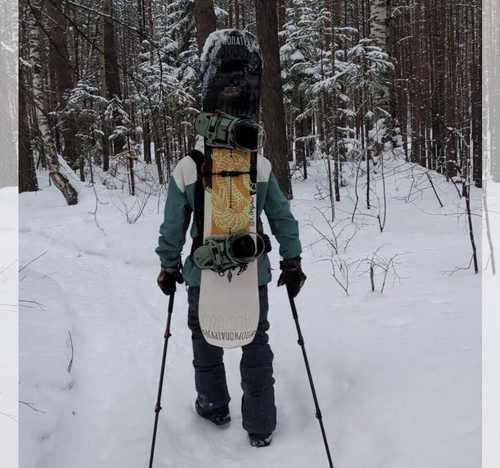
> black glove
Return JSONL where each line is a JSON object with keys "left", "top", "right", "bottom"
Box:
{"left": 157, "top": 264, "right": 184, "bottom": 295}
{"left": 277, "top": 257, "right": 306, "bottom": 298}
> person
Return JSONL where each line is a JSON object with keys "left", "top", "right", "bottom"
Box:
{"left": 156, "top": 29, "right": 306, "bottom": 447}
{"left": 155, "top": 144, "right": 306, "bottom": 448}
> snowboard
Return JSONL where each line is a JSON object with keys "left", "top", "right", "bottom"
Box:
{"left": 198, "top": 30, "right": 263, "bottom": 348}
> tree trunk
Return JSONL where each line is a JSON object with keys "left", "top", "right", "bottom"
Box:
{"left": 103, "top": 0, "right": 122, "bottom": 100}
{"left": 29, "top": 2, "right": 78, "bottom": 205}
{"left": 370, "top": 0, "right": 388, "bottom": 48}
{"left": 471, "top": 0, "right": 482, "bottom": 187}
{"left": 103, "top": 0, "right": 124, "bottom": 156}
{"left": 331, "top": 0, "right": 340, "bottom": 202}
{"left": 227, "top": 1, "right": 234, "bottom": 28}
{"left": 46, "top": 0, "right": 73, "bottom": 105}
{"left": 143, "top": 117, "right": 152, "bottom": 163}
{"left": 46, "top": 0, "right": 79, "bottom": 169}
{"left": 255, "top": 0, "right": 292, "bottom": 198}
{"left": 19, "top": 66, "right": 38, "bottom": 193}
{"left": 234, "top": 0, "right": 240, "bottom": 29}
{"left": 193, "top": 0, "right": 217, "bottom": 52}
{"left": 241, "top": 1, "right": 246, "bottom": 29}
{"left": 277, "top": 0, "right": 287, "bottom": 46}
{"left": 146, "top": 0, "right": 154, "bottom": 35}
{"left": 489, "top": 0, "right": 500, "bottom": 182}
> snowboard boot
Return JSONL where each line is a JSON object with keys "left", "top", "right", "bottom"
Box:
{"left": 195, "top": 399, "right": 231, "bottom": 427}
{"left": 248, "top": 432, "right": 273, "bottom": 448}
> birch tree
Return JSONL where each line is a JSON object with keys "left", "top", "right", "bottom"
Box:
{"left": 29, "top": 1, "right": 78, "bottom": 205}
{"left": 19, "top": 62, "right": 38, "bottom": 193}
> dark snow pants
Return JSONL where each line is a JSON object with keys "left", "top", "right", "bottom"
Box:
{"left": 187, "top": 286, "right": 276, "bottom": 435}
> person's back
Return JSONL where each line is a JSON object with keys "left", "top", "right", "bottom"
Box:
{"left": 155, "top": 29, "right": 306, "bottom": 448}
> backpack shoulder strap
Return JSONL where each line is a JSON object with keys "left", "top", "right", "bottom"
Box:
{"left": 189, "top": 149, "right": 272, "bottom": 257}
{"left": 188, "top": 150, "right": 206, "bottom": 254}
{"left": 250, "top": 151, "right": 258, "bottom": 186}
{"left": 189, "top": 149, "right": 204, "bottom": 174}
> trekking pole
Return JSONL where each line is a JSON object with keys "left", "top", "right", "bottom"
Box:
{"left": 286, "top": 286, "right": 334, "bottom": 468}
{"left": 149, "top": 292, "right": 176, "bottom": 468}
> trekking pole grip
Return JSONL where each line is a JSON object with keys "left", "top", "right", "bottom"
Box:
{"left": 286, "top": 286, "right": 334, "bottom": 468}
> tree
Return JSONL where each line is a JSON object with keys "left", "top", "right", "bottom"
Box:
{"left": 103, "top": 0, "right": 124, "bottom": 164}
{"left": 487, "top": 0, "right": 500, "bottom": 182}
{"left": 46, "top": 0, "right": 79, "bottom": 170}
{"left": 370, "top": 0, "right": 388, "bottom": 48}
{"left": 103, "top": 0, "right": 122, "bottom": 101}
{"left": 389, "top": 0, "right": 481, "bottom": 182}
{"left": 19, "top": 63, "right": 38, "bottom": 193}
{"left": 28, "top": 1, "right": 78, "bottom": 205}
{"left": 255, "top": 0, "right": 292, "bottom": 198}
{"left": 17, "top": 0, "right": 481, "bottom": 204}
{"left": 193, "top": 0, "right": 217, "bottom": 51}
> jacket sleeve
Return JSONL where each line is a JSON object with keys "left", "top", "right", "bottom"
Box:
{"left": 264, "top": 173, "right": 302, "bottom": 259}
{"left": 156, "top": 167, "right": 192, "bottom": 268}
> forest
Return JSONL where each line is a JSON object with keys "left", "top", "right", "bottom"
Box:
{"left": 18, "top": 0, "right": 483, "bottom": 204}
{"left": 15, "top": 2, "right": 487, "bottom": 467}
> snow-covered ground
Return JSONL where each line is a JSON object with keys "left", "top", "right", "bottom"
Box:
{"left": 0, "top": 187, "right": 18, "bottom": 468}
{"left": 483, "top": 180, "right": 500, "bottom": 468}
{"left": 20, "top": 155, "right": 481, "bottom": 468}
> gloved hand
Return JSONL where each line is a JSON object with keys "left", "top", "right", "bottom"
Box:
{"left": 157, "top": 264, "right": 184, "bottom": 295}
{"left": 277, "top": 257, "right": 306, "bottom": 298}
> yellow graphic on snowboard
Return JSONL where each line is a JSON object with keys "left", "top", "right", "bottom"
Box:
{"left": 199, "top": 147, "right": 259, "bottom": 349}
{"left": 210, "top": 148, "right": 253, "bottom": 236}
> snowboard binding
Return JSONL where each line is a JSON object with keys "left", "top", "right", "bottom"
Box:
{"left": 194, "top": 111, "right": 264, "bottom": 152}
{"left": 193, "top": 232, "right": 266, "bottom": 281}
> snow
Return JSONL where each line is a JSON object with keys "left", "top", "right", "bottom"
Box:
{"left": 0, "top": 187, "right": 18, "bottom": 468}
{"left": 483, "top": 180, "right": 500, "bottom": 468}
{"left": 20, "top": 155, "right": 481, "bottom": 468}
{"left": 200, "top": 29, "right": 261, "bottom": 72}
{"left": 200, "top": 29, "right": 262, "bottom": 101}
{"left": 290, "top": 50, "right": 305, "bottom": 62}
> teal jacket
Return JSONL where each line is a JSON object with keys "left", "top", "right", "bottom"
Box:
{"left": 156, "top": 153, "right": 301, "bottom": 287}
